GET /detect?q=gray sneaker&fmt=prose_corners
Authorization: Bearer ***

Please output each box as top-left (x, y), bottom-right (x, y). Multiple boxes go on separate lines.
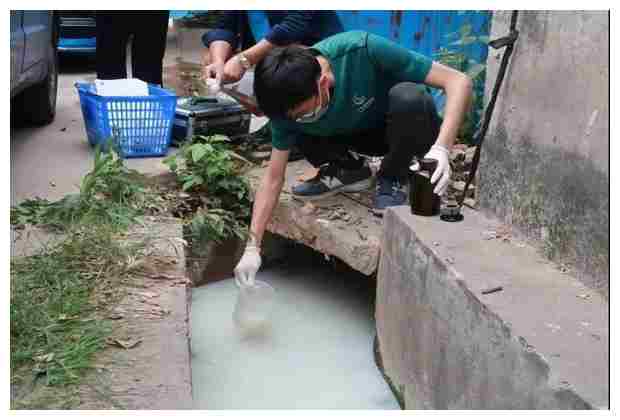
top-left (292, 162), bottom-right (373, 200)
top-left (371, 176), bottom-right (407, 217)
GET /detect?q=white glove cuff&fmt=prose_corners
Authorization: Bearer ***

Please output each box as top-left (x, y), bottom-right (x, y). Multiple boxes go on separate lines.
top-left (205, 78), bottom-right (221, 93)
top-left (246, 234), bottom-right (261, 253)
top-left (431, 144), bottom-right (450, 155)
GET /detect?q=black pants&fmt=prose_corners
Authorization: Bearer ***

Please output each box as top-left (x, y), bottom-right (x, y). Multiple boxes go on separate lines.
top-left (96, 11), bottom-right (170, 86)
top-left (297, 82), bottom-right (442, 180)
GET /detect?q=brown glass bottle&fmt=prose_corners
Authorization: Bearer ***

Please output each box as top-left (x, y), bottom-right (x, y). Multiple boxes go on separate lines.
top-left (409, 158), bottom-right (440, 216)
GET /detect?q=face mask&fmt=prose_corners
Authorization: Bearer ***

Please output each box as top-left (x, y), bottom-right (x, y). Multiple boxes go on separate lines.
top-left (296, 80), bottom-right (330, 124)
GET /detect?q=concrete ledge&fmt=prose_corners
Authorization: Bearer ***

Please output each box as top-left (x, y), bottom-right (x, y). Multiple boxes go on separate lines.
top-left (376, 206), bottom-right (608, 409)
top-left (248, 160), bottom-right (383, 275)
top-left (77, 217), bottom-right (193, 409)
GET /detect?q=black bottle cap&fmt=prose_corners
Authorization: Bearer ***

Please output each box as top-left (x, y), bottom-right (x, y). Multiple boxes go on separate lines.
top-left (419, 158), bottom-right (438, 173)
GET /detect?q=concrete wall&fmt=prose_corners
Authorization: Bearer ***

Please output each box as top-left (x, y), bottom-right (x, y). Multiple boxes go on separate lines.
top-left (375, 207), bottom-right (606, 409)
top-left (479, 11), bottom-right (609, 296)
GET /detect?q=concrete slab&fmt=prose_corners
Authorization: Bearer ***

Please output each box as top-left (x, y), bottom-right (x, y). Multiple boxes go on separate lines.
top-left (376, 206), bottom-right (608, 409)
top-left (247, 159), bottom-right (383, 275)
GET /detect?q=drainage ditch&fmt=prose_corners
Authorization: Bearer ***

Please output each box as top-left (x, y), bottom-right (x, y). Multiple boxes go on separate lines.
top-left (186, 238), bottom-right (402, 409)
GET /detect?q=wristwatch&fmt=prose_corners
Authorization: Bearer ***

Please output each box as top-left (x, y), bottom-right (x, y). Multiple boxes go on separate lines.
top-left (237, 53), bottom-right (253, 70)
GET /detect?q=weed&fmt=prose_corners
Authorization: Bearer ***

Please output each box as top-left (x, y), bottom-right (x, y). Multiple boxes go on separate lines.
top-left (10, 138), bottom-right (169, 405)
top-left (11, 140), bottom-right (153, 231)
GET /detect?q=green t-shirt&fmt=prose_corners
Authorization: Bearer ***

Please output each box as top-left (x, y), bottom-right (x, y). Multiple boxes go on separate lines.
top-left (270, 30), bottom-right (433, 151)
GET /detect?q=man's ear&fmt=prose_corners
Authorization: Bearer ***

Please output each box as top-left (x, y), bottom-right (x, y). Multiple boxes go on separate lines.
top-left (318, 73), bottom-right (329, 88)
top-left (318, 73), bottom-right (330, 96)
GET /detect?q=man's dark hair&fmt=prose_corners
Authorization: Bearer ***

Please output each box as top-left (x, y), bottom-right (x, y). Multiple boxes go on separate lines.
top-left (254, 46), bottom-right (321, 119)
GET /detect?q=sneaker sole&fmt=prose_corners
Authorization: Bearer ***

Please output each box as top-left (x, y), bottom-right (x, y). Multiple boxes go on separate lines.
top-left (370, 207), bottom-right (385, 217)
top-left (293, 176), bottom-right (374, 201)
top-left (371, 203), bottom-right (410, 217)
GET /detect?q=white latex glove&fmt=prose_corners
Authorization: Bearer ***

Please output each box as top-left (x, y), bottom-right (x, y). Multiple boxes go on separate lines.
top-left (205, 77), bottom-right (221, 94)
top-left (203, 61), bottom-right (224, 90)
top-left (234, 243), bottom-right (261, 288)
top-left (424, 144), bottom-right (451, 195)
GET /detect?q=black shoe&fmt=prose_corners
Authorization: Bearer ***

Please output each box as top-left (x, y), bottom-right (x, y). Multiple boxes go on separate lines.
top-left (288, 144), bottom-right (304, 162)
top-left (292, 161), bottom-right (373, 200)
top-left (371, 176), bottom-right (407, 217)
top-left (250, 122), bottom-right (272, 145)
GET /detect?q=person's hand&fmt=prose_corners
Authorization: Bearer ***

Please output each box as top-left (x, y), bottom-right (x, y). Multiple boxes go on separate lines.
top-left (222, 55), bottom-right (246, 84)
top-left (234, 243), bottom-right (261, 288)
top-left (424, 144), bottom-right (451, 195)
top-left (203, 60), bottom-right (225, 89)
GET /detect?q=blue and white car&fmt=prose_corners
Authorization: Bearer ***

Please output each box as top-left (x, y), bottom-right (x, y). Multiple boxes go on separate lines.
top-left (57, 11), bottom-right (96, 55)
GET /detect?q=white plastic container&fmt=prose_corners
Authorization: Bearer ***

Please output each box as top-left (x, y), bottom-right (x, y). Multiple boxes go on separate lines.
top-left (233, 280), bottom-right (276, 336)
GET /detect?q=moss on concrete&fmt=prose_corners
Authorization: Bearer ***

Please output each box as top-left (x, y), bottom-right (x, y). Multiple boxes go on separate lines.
top-left (479, 124), bottom-right (609, 297)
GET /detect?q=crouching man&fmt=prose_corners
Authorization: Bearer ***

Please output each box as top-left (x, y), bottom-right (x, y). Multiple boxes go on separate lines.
top-left (234, 30), bottom-right (472, 286)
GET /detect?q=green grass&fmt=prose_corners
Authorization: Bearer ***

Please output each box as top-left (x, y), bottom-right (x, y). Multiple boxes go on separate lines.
top-left (10, 224), bottom-right (145, 386)
top-left (10, 143), bottom-right (156, 390)
top-left (10, 142), bottom-right (171, 396)
top-left (9, 141), bottom-right (155, 391)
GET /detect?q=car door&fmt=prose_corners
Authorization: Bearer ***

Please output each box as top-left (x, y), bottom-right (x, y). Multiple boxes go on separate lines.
top-left (10, 10), bottom-right (24, 93)
top-left (22, 11), bottom-right (50, 72)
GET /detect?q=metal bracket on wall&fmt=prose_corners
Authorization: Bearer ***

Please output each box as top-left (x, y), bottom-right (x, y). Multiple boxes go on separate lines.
top-left (455, 11), bottom-right (520, 211)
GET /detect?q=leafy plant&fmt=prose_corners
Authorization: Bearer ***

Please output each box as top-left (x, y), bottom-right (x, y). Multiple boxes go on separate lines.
top-left (164, 134), bottom-right (253, 245)
top-left (80, 139), bottom-right (146, 205)
top-left (186, 207), bottom-right (248, 246)
top-left (164, 135), bottom-right (251, 210)
top-left (164, 135), bottom-right (250, 195)
top-left (434, 20), bottom-right (490, 144)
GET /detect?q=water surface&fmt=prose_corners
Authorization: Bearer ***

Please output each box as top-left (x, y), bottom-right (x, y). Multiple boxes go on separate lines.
top-left (190, 250), bottom-right (399, 409)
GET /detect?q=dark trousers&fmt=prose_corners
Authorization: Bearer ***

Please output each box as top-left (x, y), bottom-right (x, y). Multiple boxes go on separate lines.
top-left (96, 11), bottom-right (170, 86)
top-left (297, 82), bottom-right (442, 180)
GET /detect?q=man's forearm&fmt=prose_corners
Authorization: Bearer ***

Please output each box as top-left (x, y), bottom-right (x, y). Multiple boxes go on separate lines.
top-left (435, 74), bottom-right (473, 149)
top-left (209, 40), bottom-right (234, 64)
top-left (240, 39), bottom-right (275, 67)
top-left (249, 172), bottom-right (285, 248)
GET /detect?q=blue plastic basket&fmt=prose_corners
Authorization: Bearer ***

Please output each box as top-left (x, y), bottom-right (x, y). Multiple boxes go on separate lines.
top-left (76, 82), bottom-right (177, 158)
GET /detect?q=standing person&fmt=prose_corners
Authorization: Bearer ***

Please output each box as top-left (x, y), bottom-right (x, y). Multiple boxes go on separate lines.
top-left (96, 10), bottom-right (170, 86)
top-left (202, 11), bottom-right (343, 92)
top-left (233, 31), bottom-right (473, 286)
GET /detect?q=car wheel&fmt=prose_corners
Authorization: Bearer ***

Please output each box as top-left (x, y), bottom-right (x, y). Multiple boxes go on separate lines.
top-left (21, 40), bottom-right (59, 125)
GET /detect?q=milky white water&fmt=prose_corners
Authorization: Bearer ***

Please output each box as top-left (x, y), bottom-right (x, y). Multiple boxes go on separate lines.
top-left (190, 250), bottom-right (400, 409)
